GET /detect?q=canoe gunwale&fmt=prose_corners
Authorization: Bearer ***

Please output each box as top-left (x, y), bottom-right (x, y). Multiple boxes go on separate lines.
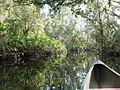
top-left (82, 60), bottom-right (120, 90)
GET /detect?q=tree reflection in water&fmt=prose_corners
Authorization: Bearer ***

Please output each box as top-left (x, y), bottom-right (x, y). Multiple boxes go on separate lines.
top-left (43, 52), bottom-right (96, 90)
top-left (0, 52), bottom-right (100, 89)
top-left (0, 54), bottom-right (66, 89)
top-left (100, 55), bottom-right (120, 74)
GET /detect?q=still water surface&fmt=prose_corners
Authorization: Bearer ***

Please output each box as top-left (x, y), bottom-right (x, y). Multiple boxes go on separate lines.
top-left (40, 52), bottom-right (97, 90)
top-left (0, 52), bottom-right (119, 90)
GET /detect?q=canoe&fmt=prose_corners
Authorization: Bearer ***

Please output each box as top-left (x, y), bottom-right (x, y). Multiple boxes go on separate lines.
top-left (82, 60), bottom-right (120, 90)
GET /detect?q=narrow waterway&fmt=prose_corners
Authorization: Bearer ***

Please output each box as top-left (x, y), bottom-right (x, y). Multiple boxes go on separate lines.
top-left (0, 51), bottom-right (120, 90)
top-left (40, 52), bottom-right (97, 90)
top-left (40, 52), bottom-right (120, 90)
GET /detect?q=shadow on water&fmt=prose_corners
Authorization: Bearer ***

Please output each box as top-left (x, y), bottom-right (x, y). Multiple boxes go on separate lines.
top-left (1, 51), bottom-right (119, 90)
top-left (0, 53), bottom-right (66, 90)
top-left (100, 54), bottom-right (120, 74)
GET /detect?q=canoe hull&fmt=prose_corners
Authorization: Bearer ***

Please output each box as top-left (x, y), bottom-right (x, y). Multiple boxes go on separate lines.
top-left (82, 60), bottom-right (120, 90)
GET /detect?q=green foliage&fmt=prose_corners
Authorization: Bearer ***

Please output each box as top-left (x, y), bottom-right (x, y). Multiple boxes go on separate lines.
top-left (0, 2), bottom-right (67, 88)
top-left (2, 0), bottom-right (117, 53)
top-left (0, 28), bottom-right (65, 53)
top-left (82, 0), bottom-right (120, 50)
top-left (14, 0), bottom-right (84, 11)
top-left (43, 7), bottom-right (90, 50)
top-left (0, 21), bottom-right (6, 31)
top-left (0, 0), bottom-right (120, 88)
top-left (0, 2), bottom-right (66, 54)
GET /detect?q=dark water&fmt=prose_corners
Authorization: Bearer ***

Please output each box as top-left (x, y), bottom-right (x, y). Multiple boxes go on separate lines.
top-left (0, 52), bottom-right (119, 90)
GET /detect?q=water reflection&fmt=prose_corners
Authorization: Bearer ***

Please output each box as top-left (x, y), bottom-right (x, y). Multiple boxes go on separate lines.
top-left (0, 51), bottom-right (99, 89)
top-left (100, 54), bottom-right (120, 74)
top-left (0, 54), bottom-right (66, 89)
top-left (43, 52), bottom-right (96, 90)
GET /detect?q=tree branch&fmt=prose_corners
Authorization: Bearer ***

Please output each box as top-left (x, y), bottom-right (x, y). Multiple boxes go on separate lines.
top-left (112, 12), bottom-right (120, 18)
